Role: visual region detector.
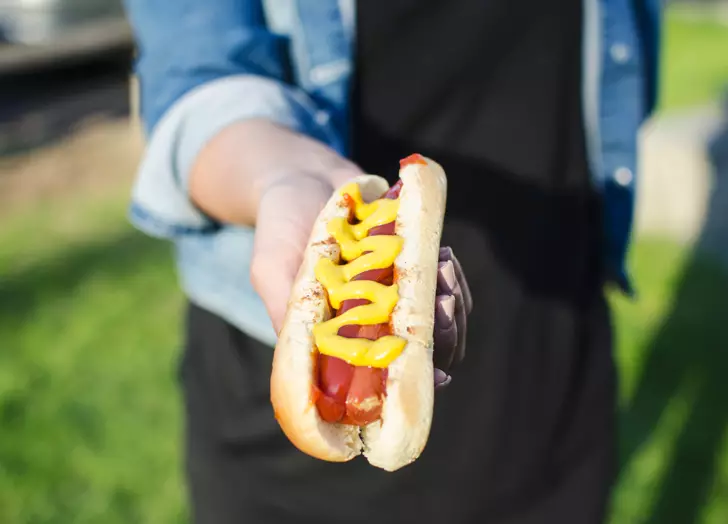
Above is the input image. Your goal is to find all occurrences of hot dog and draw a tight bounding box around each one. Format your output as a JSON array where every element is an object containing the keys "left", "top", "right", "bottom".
[
  {"left": 270, "top": 154, "right": 447, "bottom": 472},
  {"left": 316, "top": 179, "right": 402, "bottom": 426}
]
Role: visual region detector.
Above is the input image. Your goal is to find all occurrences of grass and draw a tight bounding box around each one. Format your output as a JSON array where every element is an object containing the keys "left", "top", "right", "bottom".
[
  {"left": 659, "top": 9, "right": 728, "bottom": 111},
  {"left": 608, "top": 241, "right": 728, "bottom": 524},
  {"left": 1, "top": 5, "right": 727, "bottom": 524},
  {"left": 0, "top": 195, "right": 186, "bottom": 524}
]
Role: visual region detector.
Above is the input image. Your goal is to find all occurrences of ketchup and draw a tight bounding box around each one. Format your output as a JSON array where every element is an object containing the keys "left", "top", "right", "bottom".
[
  {"left": 315, "top": 179, "right": 403, "bottom": 425},
  {"left": 399, "top": 153, "right": 427, "bottom": 168}
]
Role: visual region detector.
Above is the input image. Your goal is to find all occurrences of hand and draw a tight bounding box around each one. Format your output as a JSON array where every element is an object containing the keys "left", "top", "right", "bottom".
[
  {"left": 250, "top": 167, "right": 362, "bottom": 333},
  {"left": 191, "top": 120, "right": 361, "bottom": 333},
  {"left": 223, "top": 122, "right": 472, "bottom": 391},
  {"left": 433, "top": 246, "right": 473, "bottom": 389},
  {"left": 254, "top": 183, "right": 472, "bottom": 391}
]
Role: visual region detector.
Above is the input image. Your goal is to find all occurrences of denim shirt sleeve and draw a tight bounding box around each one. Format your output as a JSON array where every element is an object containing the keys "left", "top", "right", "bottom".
[
  {"left": 123, "top": 0, "right": 341, "bottom": 238},
  {"left": 634, "top": 0, "right": 663, "bottom": 117}
]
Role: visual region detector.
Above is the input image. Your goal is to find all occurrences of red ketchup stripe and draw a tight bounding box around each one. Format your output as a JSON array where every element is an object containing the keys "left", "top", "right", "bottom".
[
  {"left": 399, "top": 153, "right": 427, "bottom": 167},
  {"left": 315, "top": 179, "right": 402, "bottom": 424}
]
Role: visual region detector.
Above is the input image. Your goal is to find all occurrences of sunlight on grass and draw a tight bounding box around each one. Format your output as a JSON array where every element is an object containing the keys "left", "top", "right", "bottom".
[
  {"left": 0, "top": 193, "right": 186, "bottom": 524},
  {"left": 608, "top": 240, "right": 728, "bottom": 524},
  {"left": 660, "top": 11, "right": 728, "bottom": 111},
  {"left": 611, "top": 378, "right": 699, "bottom": 523},
  {"left": 608, "top": 240, "right": 690, "bottom": 405},
  {"left": 703, "top": 428, "right": 728, "bottom": 524}
]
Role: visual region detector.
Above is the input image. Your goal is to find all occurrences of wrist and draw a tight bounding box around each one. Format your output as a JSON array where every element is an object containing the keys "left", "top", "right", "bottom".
[{"left": 190, "top": 119, "right": 360, "bottom": 226}]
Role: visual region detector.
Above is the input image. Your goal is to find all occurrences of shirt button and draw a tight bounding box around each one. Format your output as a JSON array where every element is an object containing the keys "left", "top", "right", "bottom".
[
  {"left": 314, "top": 111, "right": 330, "bottom": 126},
  {"left": 610, "top": 43, "right": 630, "bottom": 64},
  {"left": 614, "top": 167, "right": 633, "bottom": 186}
]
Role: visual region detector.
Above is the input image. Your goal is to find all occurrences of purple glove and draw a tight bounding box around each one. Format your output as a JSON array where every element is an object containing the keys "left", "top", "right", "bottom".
[{"left": 432, "top": 247, "right": 473, "bottom": 389}]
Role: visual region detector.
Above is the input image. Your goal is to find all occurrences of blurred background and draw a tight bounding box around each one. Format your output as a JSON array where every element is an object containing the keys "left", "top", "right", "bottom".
[{"left": 0, "top": 0, "right": 726, "bottom": 523}]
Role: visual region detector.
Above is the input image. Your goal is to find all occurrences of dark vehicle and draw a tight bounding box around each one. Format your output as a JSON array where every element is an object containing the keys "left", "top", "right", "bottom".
[
  {"left": 0, "top": 0, "right": 132, "bottom": 73},
  {"left": 0, "top": 1, "right": 134, "bottom": 154}
]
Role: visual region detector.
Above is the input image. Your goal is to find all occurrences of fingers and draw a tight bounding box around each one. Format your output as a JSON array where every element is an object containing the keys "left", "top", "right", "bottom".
[
  {"left": 436, "top": 260, "right": 469, "bottom": 369},
  {"left": 434, "top": 368, "right": 452, "bottom": 389},
  {"left": 248, "top": 165, "right": 362, "bottom": 334},
  {"left": 251, "top": 175, "right": 337, "bottom": 333},
  {"left": 451, "top": 255, "right": 473, "bottom": 315},
  {"left": 433, "top": 260, "right": 461, "bottom": 378},
  {"left": 432, "top": 247, "right": 472, "bottom": 388},
  {"left": 434, "top": 295, "right": 457, "bottom": 371},
  {"left": 328, "top": 165, "right": 363, "bottom": 190},
  {"left": 435, "top": 295, "right": 456, "bottom": 336},
  {"left": 437, "top": 259, "right": 459, "bottom": 296},
  {"left": 439, "top": 246, "right": 473, "bottom": 314},
  {"left": 452, "top": 286, "right": 468, "bottom": 367}
]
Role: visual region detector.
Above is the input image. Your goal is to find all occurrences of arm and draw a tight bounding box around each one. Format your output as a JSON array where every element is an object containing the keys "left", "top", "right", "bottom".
[
  {"left": 123, "top": 0, "right": 351, "bottom": 236},
  {"left": 124, "top": 0, "right": 360, "bottom": 332},
  {"left": 125, "top": 0, "right": 289, "bottom": 135},
  {"left": 188, "top": 119, "right": 358, "bottom": 227},
  {"left": 123, "top": 0, "right": 471, "bottom": 379}
]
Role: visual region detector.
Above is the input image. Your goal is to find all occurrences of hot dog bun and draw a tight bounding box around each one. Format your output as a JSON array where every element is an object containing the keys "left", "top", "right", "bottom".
[{"left": 270, "top": 157, "right": 447, "bottom": 471}]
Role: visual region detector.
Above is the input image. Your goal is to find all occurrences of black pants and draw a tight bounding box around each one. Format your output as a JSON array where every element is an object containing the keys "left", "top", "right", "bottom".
[{"left": 180, "top": 221, "right": 616, "bottom": 524}]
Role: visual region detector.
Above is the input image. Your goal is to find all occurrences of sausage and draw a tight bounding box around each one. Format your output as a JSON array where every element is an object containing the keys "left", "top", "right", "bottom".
[
  {"left": 343, "top": 365, "right": 388, "bottom": 425},
  {"left": 312, "top": 385, "right": 347, "bottom": 422},
  {"left": 366, "top": 222, "right": 395, "bottom": 237},
  {"left": 315, "top": 280, "right": 391, "bottom": 424},
  {"left": 315, "top": 180, "right": 403, "bottom": 425}
]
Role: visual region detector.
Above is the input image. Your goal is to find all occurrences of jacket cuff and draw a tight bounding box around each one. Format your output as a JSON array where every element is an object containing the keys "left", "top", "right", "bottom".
[{"left": 129, "top": 75, "right": 339, "bottom": 239}]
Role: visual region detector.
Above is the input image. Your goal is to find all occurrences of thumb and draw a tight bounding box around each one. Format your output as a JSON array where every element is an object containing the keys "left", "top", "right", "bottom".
[{"left": 250, "top": 170, "right": 358, "bottom": 334}]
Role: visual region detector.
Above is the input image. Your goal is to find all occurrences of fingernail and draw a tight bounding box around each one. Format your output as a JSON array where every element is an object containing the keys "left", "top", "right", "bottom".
[
  {"left": 434, "top": 368, "right": 451, "bottom": 387},
  {"left": 434, "top": 369, "right": 452, "bottom": 388},
  {"left": 439, "top": 246, "right": 453, "bottom": 261},
  {"left": 437, "top": 260, "right": 457, "bottom": 294},
  {"left": 435, "top": 295, "right": 456, "bottom": 326}
]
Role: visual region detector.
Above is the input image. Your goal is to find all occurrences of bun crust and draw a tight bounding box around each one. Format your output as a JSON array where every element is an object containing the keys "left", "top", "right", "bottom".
[{"left": 270, "top": 158, "right": 447, "bottom": 471}]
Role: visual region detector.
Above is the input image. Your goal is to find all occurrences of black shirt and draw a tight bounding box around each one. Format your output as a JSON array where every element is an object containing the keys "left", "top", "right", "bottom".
[
  {"left": 353, "top": 0, "right": 601, "bottom": 304},
  {"left": 353, "top": 0, "right": 588, "bottom": 188}
]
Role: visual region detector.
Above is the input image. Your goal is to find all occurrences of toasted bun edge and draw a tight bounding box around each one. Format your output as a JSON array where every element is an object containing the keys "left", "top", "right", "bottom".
[{"left": 270, "top": 174, "right": 390, "bottom": 462}]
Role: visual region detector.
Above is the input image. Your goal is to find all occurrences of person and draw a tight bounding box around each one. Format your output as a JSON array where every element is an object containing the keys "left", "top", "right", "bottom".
[{"left": 122, "top": 1, "right": 661, "bottom": 523}]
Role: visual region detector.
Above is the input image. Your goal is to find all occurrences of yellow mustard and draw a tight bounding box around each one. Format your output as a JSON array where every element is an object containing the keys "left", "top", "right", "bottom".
[{"left": 312, "top": 182, "right": 406, "bottom": 368}]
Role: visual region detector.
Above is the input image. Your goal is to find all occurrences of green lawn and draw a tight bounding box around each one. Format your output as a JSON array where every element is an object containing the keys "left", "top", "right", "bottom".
[
  {"left": 0, "top": 196, "right": 186, "bottom": 523},
  {"left": 608, "top": 242, "right": 728, "bottom": 524},
  {"left": 660, "top": 9, "right": 728, "bottom": 111},
  {"left": 1, "top": 6, "right": 727, "bottom": 524}
]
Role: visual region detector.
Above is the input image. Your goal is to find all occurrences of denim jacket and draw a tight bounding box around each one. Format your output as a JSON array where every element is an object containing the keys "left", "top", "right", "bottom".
[{"left": 123, "top": 0, "right": 661, "bottom": 346}]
